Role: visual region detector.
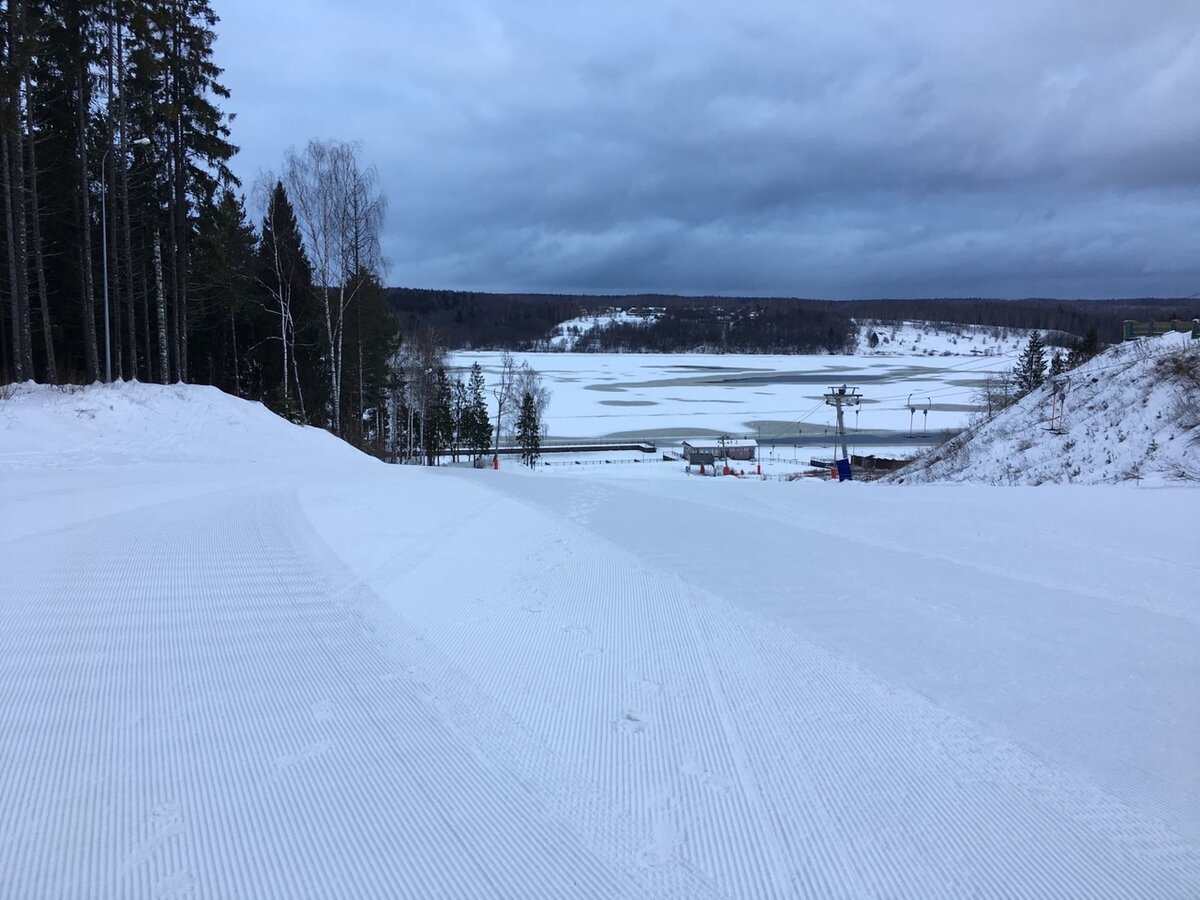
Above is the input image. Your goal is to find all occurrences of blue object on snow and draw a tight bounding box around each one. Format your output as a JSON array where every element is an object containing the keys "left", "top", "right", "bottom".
[{"left": 836, "top": 458, "right": 853, "bottom": 482}]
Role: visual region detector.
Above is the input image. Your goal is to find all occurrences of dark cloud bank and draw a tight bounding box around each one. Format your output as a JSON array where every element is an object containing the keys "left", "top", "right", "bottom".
[{"left": 214, "top": 0, "right": 1200, "bottom": 298}]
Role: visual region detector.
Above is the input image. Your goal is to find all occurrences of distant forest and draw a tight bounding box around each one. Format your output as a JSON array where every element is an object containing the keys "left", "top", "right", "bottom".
[{"left": 387, "top": 289, "right": 1199, "bottom": 353}]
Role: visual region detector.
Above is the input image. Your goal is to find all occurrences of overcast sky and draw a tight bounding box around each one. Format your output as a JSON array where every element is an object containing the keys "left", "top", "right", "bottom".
[{"left": 211, "top": 1, "right": 1200, "bottom": 298}]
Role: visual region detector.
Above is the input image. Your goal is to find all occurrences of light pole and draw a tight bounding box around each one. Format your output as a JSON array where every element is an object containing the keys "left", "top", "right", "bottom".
[{"left": 102, "top": 136, "right": 150, "bottom": 383}]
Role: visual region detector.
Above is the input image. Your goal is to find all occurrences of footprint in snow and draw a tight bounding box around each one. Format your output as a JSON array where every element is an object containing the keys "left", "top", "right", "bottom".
[
  {"left": 148, "top": 802, "right": 183, "bottom": 838},
  {"left": 629, "top": 676, "right": 662, "bottom": 695},
  {"left": 615, "top": 712, "right": 646, "bottom": 735},
  {"left": 311, "top": 700, "right": 334, "bottom": 722},
  {"left": 274, "top": 739, "right": 331, "bottom": 770},
  {"left": 155, "top": 871, "right": 196, "bottom": 898}
]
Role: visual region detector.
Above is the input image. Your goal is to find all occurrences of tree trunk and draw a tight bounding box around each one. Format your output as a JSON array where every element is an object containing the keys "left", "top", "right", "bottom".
[
  {"left": 105, "top": 10, "right": 120, "bottom": 378},
  {"left": 324, "top": 285, "right": 338, "bottom": 432},
  {"left": 9, "top": 44, "right": 33, "bottom": 380},
  {"left": 170, "top": 16, "right": 188, "bottom": 382},
  {"left": 228, "top": 304, "right": 240, "bottom": 396},
  {"left": 117, "top": 19, "right": 137, "bottom": 381},
  {"left": 154, "top": 228, "right": 169, "bottom": 383},
  {"left": 168, "top": 163, "right": 181, "bottom": 380},
  {"left": 140, "top": 253, "right": 153, "bottom": 382},
  {"left": 26, "top": 78, "right": 56, "bottom": 383},
  {"left": 2, "top": 138, "right": 22, "bottom": 382},
  {"left": 78, "top": 56, "right": 99, "bottom": 382}
]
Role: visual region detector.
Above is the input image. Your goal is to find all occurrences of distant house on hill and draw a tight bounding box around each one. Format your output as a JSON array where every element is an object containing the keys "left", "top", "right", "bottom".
[{"left": 682, "top": 438, "right": 757, "bottom": 463}]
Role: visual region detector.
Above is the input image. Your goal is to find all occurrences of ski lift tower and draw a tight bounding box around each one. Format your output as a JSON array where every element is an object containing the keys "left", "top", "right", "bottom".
[
  {"left": 1046, "top": 375, "right": 1071, "bottom": 434},
  {"left": 907, "top": 394, "right": 932, "bottom": 437},
  {"left": 824, "top": 385, "right": 862, "bottom": 461}
]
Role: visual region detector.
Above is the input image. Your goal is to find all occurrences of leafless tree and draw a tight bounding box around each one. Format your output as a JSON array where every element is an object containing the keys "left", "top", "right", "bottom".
[
  {"left": 491, "top": 351, "right": 518, "bottom": 454},
  {"left": 398, "top": 326, "right": 446, "bottom": 463},
  {"left": 282, "top": 139, "right": 385, "bottom": 434}
]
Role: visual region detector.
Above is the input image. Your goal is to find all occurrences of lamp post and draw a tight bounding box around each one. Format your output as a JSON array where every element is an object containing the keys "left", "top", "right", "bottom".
[{"left": 102, "top": 136, "right": 151, "bottom": 383}]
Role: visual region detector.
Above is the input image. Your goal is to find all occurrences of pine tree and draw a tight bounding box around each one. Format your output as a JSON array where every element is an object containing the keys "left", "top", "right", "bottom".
[
  {"left": 257, "top": 180, "right": 315, "bottom": 422},
  {"left": 450, "top": 376, "right": 468, "bottom": 462},
  {"left": 189, "top": 186, "right": 259, "bottom": 397},
  {"left": 422, "top": 365, "right": 453, "bottom": 466},
  {"left": 517, "top": 390, "right": 540, "bottom": 468},
  {"left": 1013, "top": 331, "right": 1046, "bottom": 396},
  {"left": 1048, "top": 350, "right": 1065, "bottom": 379},
  {"left": 466, "top": 361, "right": 491, "bottom": 459},
  {"left": 1067, "top": 327, "right": 1101, "bottom": 369}
]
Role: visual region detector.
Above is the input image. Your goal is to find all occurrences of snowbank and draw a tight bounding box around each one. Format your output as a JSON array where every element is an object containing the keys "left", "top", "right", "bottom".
[
  {"left": 0, "top": 381, "right": 370, "bottom": 470},
  {"left": 893, "top": 333, "right": 1200, "bottom": 485}
]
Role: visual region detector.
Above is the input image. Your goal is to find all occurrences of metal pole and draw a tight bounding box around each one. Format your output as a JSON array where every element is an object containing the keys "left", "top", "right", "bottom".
[
  {"left": 101, "top": 148, "right": 111, "bottom": 383},
  {"left": 835, "top": 397, "right": 848, "bottom": 460}
]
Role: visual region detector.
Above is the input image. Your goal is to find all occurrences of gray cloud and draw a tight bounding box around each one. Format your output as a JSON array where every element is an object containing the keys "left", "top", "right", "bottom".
[{"left": 213, "top": 0, "right": 1200, "bottom": 297}]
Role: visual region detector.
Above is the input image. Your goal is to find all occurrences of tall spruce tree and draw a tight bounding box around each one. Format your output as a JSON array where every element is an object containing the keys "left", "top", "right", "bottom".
[
  {"left": 466, "top": 361, "right": 491, "bottom": 459},
  {"left": 1013, "top": 331, "right": 1047, "bottom": 396},
  {"left": 517, "top": 390, "right": 540, "bottom": 468},
  {"left": 1068, "top": 327, "right": 1101, "bottom": 369},
  {"left": 257, "top": 180, "right": 315, "bottom": 421},
  {"left": 1048, "top": 351, "right": 1065, "bottom": 379},
  {"left": 189, "top": 186, "right": 258, "bottom": 396}
]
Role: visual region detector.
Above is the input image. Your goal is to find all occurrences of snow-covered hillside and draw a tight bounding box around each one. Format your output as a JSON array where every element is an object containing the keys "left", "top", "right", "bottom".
[
  {"left": 895, "top": 332, "right": 1200, "bottom": 485},
  {"left": 3, "top": 382, "right": 1199, "bottom": 898},
  {"left": 0, "top": 381, "right": 366, "bottom": 470},
  {"left": 856, "top": 319, "right": 1031, "bottom": 357},
  {"left": 547, "top": 308, "right": 662, "bottom": 350}
]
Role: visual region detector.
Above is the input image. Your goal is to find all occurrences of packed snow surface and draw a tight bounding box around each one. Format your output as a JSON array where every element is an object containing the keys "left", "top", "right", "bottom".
[
  {"left": 2, "top": 382, "right": 1199, "bottom": 898},
  {"left": 897, "top": 332, "right": 1200, "bottom": 485}
]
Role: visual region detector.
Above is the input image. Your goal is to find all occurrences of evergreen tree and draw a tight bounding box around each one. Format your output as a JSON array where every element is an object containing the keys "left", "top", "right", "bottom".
[
  {"left": 1013, "top": 331, "right": 1046, "bottom": 396},
  {"left": 342, "top": 272, "right": 399, "bottom": 448},
  {"left": 450, "top": 375, "right": 468, "bottom": 462},
  {"left": 1048, "top": 350, "right": 1065, "bottom": 379},
  {"left": 517, "top": 390, "right": 540, "bottom": 468},
  {"left": 189, "top": 186, "right": 258, "bottom": 396},
  {"left": 422, "top": 364, "right": 453, "bottom": 465},
  {"left": 256, "top": 180, "right": 317, "bottom": 422},
  {"left": 1067, "top": 327, "right": 1101, "bottom": 369},
  {"left": 466, "top": 361, "right": 491, "bottom": 459}
]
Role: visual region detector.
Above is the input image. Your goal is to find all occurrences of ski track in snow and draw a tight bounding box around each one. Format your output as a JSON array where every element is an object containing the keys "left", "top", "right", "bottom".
[
  {"left": 0, "top": 486, "right": 650, "bottom": 899},
  {"left": 447, "top": 473, "right": 1200, "bottom": 899},
  {"left": 3, "top": 383, "right": 1199, "bottom": 898}
]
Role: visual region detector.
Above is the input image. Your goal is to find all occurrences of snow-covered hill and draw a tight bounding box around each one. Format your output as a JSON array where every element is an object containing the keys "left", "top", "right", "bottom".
[
  {"left": 855, "top": 319, "right": 1031, "bottom": 357},
  {"left": 546, "top": 308, "right": 662, "bottom": 350},
  {"left": 893, "top": 332, "right": 1200, "bottom": 485},
  {"left": 3, "top": 381, "right": 1199, "bottom": 898},
  {"left": 0, "top": 380, "right": 367, "bottom": 470}
]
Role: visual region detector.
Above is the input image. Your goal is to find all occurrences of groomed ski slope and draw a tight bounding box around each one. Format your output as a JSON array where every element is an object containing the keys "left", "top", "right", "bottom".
[{"left": 2, "top": 383, "right": 1199, "bottom": 898}]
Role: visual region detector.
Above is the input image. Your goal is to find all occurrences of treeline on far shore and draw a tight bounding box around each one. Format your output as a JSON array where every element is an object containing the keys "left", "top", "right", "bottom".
[{"left": 386, "top": 289, "right": 1199, "bottom": 354}]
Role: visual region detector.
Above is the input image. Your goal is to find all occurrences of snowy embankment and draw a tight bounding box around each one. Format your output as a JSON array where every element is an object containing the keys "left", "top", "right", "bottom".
[
  {"left": 2, "top": 382, "right": 1199, "bottom": 898},
  {"left": 893, "top": 332, "right": 1200, "bottom": 485},
  {"left": 855, "top": 319, "right": 1030, "bottom": 358}
]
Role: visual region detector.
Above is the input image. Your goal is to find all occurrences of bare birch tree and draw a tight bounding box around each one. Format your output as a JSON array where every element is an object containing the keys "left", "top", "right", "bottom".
[
  {"left": 491, "top": 351, "right": 518, "bottom": 456},
  {"left": 282, "top": 139, "right": 385, "bottom": 435}
]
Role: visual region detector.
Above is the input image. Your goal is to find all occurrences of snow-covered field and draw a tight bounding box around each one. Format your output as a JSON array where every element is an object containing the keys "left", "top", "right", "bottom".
[
  {"left": 452, "top": 349, "right": 1018, "bottom": 442},
  {"left": 3, "top": 383, "right": 1199, "bottom": 898}
]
